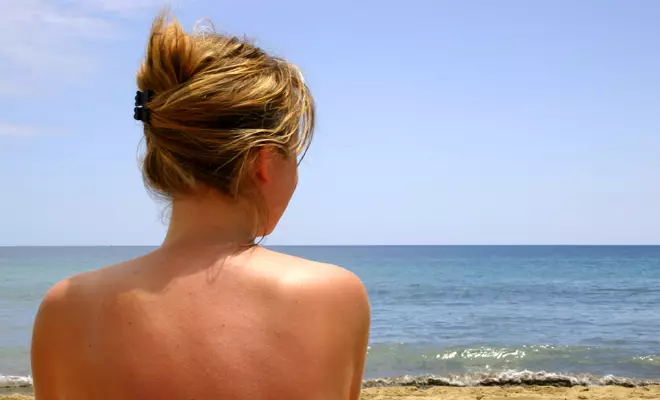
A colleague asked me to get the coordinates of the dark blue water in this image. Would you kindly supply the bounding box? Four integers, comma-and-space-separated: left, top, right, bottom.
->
1, 246, 659, 387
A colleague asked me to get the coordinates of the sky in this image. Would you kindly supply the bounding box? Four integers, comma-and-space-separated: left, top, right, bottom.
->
0, 0, 659, 246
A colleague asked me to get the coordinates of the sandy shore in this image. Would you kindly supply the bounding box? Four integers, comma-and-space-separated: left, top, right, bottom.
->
2, 386, 659, 399
361, 386, 660, 399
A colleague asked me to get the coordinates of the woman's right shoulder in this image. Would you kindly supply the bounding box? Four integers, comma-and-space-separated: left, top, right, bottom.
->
256, 249, 370, 397
255, 248, 371, 319
258, 248, 366, 291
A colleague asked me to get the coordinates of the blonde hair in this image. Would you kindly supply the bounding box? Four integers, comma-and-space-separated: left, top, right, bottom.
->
136, 11, 314, 203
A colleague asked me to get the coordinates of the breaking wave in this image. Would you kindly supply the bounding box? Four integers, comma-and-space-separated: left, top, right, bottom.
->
363, 370, 660, 388
3, 370, 659, 390
0, 374, 32, 388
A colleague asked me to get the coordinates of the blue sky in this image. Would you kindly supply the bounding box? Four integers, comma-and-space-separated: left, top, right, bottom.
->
0, 0, 659, 245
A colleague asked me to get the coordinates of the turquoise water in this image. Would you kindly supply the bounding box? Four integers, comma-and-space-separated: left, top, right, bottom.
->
1, 246, 660, 386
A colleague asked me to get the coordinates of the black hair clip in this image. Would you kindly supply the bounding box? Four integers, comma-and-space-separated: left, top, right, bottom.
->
134, 90, 154, 122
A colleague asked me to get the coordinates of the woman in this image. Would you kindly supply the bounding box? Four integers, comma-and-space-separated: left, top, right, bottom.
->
31, 12, 370, 400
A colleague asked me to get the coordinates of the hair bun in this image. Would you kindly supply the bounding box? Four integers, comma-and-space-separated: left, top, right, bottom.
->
135, 10, 315, 206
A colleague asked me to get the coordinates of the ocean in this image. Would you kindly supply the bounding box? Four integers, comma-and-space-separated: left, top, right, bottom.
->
1, 245, 659, 388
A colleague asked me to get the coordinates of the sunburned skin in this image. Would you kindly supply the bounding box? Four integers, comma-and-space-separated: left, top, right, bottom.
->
31, 245, 370, 400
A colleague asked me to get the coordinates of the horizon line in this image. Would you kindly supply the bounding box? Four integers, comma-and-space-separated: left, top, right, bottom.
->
1, 244, 660, 248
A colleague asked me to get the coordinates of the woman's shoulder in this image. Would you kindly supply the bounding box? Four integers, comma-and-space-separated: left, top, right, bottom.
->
36, 267, 107, 314
256, 248, 367, 292
33, 257, 151, 337
252, 248, 371, 318
253, 248, 370, 395
31, 263, 130, 388
37, 259, 134, 304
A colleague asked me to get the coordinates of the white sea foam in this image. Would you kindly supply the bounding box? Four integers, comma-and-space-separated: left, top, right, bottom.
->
0, 374, 32, 388
2, 370, 658, 390
437, 347, 527, 360
363, 370, 660, 388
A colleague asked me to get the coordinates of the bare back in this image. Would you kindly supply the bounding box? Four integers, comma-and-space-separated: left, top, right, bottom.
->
31, 246, 370, 400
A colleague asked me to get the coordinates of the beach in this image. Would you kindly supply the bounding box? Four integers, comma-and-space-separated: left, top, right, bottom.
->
2, 386, 660, 400
361, 386, 660, 399
364, 386, 660, 399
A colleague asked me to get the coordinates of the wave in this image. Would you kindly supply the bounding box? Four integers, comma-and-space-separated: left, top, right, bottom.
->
363, 370, 660, 388
365, 343, 660, 378
5, 371, 657, 390
0, 375, 32, 388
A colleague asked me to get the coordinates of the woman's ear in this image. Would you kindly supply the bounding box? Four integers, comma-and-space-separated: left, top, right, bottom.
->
252, 148, 274, 185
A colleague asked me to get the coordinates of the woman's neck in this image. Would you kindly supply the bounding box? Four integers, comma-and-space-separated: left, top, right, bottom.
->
162, 193, 257, 249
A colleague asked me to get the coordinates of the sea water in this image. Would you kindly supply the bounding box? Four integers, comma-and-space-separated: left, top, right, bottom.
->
1, 245, 659, 387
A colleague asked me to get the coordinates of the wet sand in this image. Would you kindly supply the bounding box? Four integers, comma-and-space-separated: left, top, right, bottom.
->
2, 386, 660, 400
360, 386, 660, 399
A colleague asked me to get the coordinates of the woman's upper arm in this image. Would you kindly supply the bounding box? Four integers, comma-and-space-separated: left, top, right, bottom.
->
342, 274, 370, 400
31, 279, 76, 399
293, 266, 371, 400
